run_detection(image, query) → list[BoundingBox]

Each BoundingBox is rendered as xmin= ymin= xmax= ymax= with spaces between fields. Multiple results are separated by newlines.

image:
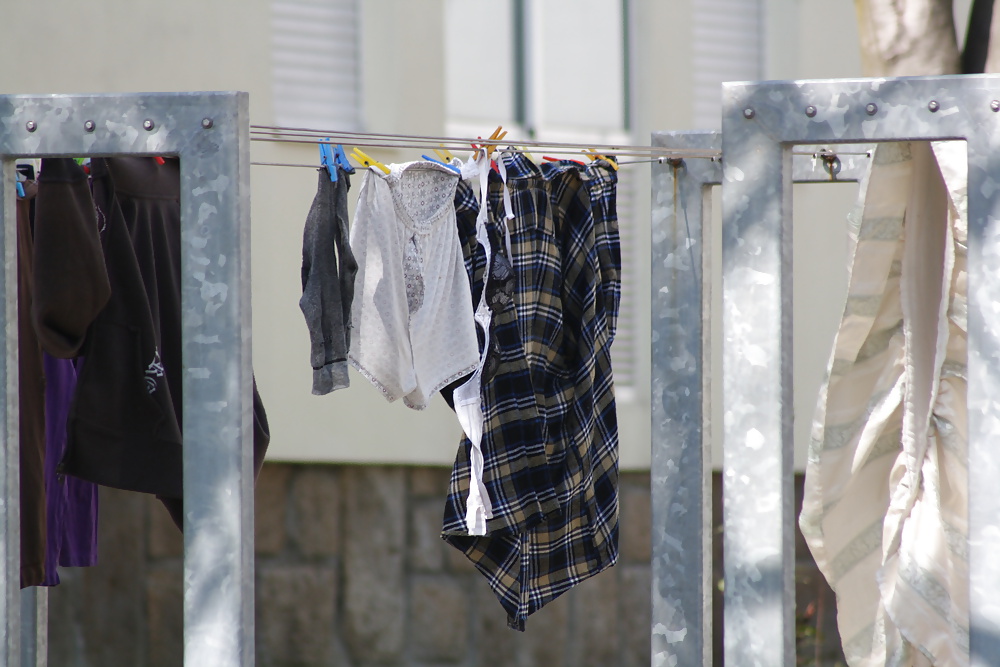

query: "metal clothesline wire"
xmin=248 ymin=125 xmax=722 ymax=159
xmin=250 ymin=151 xmax=869 ymax=169
xmin=250 ymin=135 xmax=718 ymax=159
xmin=249 ymin=126 xmax=874 ymax=165
xmin=250 ymin=123 xmax=703 ymax=155
xmin=249 ymin=156 xmax=679 ymax=169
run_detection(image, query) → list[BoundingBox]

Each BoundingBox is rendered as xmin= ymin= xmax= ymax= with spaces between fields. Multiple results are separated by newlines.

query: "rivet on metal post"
xmin=928 ymin=100 xmax=940 ymax=112
xmin=805 ymin=105 xmax=817 ymax=118
xmin=202 ymin=118 xmax=214 ymax=129
xmin=992 ymin=100 xmax=1000 ymax=112
xmin=743 ymin=108 xmax=755 ymax=120
xmin=83 ymin=120 xmax=96 ymax=133
xmin=143 ymin=119 xmax=155 ymax=131
xmin=865 ymin=103 xmax=878 ymax=116
xmin=25 ymin=121 xmax=36 ymax=133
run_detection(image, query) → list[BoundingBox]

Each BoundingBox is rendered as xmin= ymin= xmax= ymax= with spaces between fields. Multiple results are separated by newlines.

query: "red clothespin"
xmin=154 ymin=156 xmax=166 ymax=165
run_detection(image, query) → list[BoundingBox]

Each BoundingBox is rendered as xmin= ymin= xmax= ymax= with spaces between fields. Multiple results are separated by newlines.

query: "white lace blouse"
xmin=348 ymin=160 xmax=480 ymax=410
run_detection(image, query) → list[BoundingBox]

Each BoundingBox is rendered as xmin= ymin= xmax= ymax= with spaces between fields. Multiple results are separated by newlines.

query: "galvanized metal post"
xmin=19 ymin=588 xmax=45 ymax=667
xmin=0 ymin=92 xmax=255 ymax=667
xmin=721 ymin=97 xmax=796 ymax=667
xmin=650 ymin=131 xmax=719 ymax=667
xmin=0 ymin=156 xmax=21 ymax=667
xmin=178 ymin=95 xmax=256 ymax=667
xmin=963 ymin=90 xmax=1000 ymax=667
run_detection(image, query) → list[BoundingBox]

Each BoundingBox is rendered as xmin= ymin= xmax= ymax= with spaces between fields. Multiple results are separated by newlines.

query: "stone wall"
xmin=45 ymin=464 xmax=843 ymax=666
xmin=46 ymin=464 xmax=652 ymax=667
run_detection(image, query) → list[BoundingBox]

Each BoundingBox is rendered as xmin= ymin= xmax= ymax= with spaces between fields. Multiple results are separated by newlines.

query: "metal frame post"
xmin=719 ymin=73 xmax=1000 ymax=666
xmin=19 ymin=588 xmax=45 ymax=667
xmin=651 ymin=130 xmax=869 ymax=666
xmin=0 ymin=91 xmax=254 ymax=667
xmin=650 ymin=131 xmax=720 ymax=667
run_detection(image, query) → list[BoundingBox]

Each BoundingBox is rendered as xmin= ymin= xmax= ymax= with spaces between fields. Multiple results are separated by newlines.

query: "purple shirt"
xmin=42 ymin=354 xmax=98 ymax=586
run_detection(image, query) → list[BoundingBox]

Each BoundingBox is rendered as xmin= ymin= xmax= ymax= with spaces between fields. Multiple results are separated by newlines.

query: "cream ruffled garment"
xmin=799 ymin=141 xmax=968 ymax=666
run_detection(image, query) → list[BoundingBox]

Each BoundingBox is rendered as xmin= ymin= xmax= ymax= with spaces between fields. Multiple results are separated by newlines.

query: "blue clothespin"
xmin=320 ymin=140 xmax=356 ymax=182
xmin=319 ymin=139 xmax=338 ymax=182
xmin=14 ymin=171 xmax=25 ymax=198
xmin=332 ymin=144 xmax=355 ymax=175
xmin=421 ymin=155 xmax=461 ymax=174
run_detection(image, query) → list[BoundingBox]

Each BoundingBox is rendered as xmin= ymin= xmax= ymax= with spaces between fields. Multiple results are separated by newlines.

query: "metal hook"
xmin=816 ymin=150 xmax=841 ymax=178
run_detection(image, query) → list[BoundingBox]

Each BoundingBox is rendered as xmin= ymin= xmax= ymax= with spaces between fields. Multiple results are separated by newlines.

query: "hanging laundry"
xmin=32 ymin=158 xmax=271 ymax=529
xmin=349 ymin=160 xmax=479 ymax=409
xmin=41 ymin=354 xmax=98 ymax=586
xmin=445 ymin=154 xmax=502 ymax=534
xmin=15 ymin=176 xmax=50 ymax=587
xmin=587 ymin=158 xmax=623 ymax=341
xmin=299 ymin=166 xmax=358 ymax=395
xmin=443 ymin=152 xmax=621 ymax=631
xmin=439 ymin=162 xmax=556 ymax=539
xmin=799 ymin=141 xmax=969 ymax=665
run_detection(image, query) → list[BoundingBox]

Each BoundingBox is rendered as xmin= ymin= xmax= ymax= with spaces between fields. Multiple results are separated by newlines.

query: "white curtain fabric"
xmin=799 ymin=141 xmax=969 ymax=666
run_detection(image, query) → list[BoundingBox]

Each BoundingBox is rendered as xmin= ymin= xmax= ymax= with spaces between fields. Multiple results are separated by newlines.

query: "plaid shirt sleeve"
xmin=584 ymin=159 xmax=622 ymax=340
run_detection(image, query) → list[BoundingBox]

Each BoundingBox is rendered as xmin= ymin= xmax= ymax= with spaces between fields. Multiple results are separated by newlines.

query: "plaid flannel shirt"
xmin=441 ymin=179 xmax=557 ymax=539
xmin=443 ymin=154 xmax=620 ymax=630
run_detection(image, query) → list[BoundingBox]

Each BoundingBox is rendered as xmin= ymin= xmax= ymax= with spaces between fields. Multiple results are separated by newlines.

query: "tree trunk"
xmin=854 ymin=0 xmax=961 ymax=75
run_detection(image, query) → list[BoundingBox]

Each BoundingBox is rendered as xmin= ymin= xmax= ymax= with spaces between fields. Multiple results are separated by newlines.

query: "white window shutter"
xmin=271 ymin=0 xmax=361 ymax=131
xmin=611 ymin=166 xmax=638 ymax=390
xmin=692 ymin=0 xmax=763 ymax=129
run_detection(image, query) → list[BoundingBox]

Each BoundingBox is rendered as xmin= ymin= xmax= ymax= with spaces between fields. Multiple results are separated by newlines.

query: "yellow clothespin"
xmin=349 ymin=147 xmax=390 ymax=175
xmin=434 ymin=146 xmax=456 ymax=164
xmin=516 ymin=146 xmax=536 ymax=163
xmin=582 ymin=148 xmax=619 ymax=171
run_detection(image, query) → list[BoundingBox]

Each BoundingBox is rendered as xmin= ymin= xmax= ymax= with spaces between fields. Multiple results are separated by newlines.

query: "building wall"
xmin=2 ymin=0 xmax=868 ymax=471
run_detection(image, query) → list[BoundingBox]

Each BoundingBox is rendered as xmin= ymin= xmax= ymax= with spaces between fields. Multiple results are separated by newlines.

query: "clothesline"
xmin=248 ymin=124 xmax=722 ymax=160
xmin=249 ymin=125 xmax=875 ymax=167
xmin=249 ymin=157 xmax=672 ymax=169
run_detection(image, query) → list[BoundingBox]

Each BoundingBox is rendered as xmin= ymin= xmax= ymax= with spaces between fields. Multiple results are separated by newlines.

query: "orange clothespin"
xmin=473 ymin=126 xmax=506 ymax=160
xmin=483 ymin=127 xmax=506 ymax=159
xmin=349 ymin=147 xmax=390 ymax=174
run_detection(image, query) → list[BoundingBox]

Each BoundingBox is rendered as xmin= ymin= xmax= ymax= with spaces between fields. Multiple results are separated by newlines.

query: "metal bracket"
xmin=0 ymin=92 xmax=254 ymax=667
